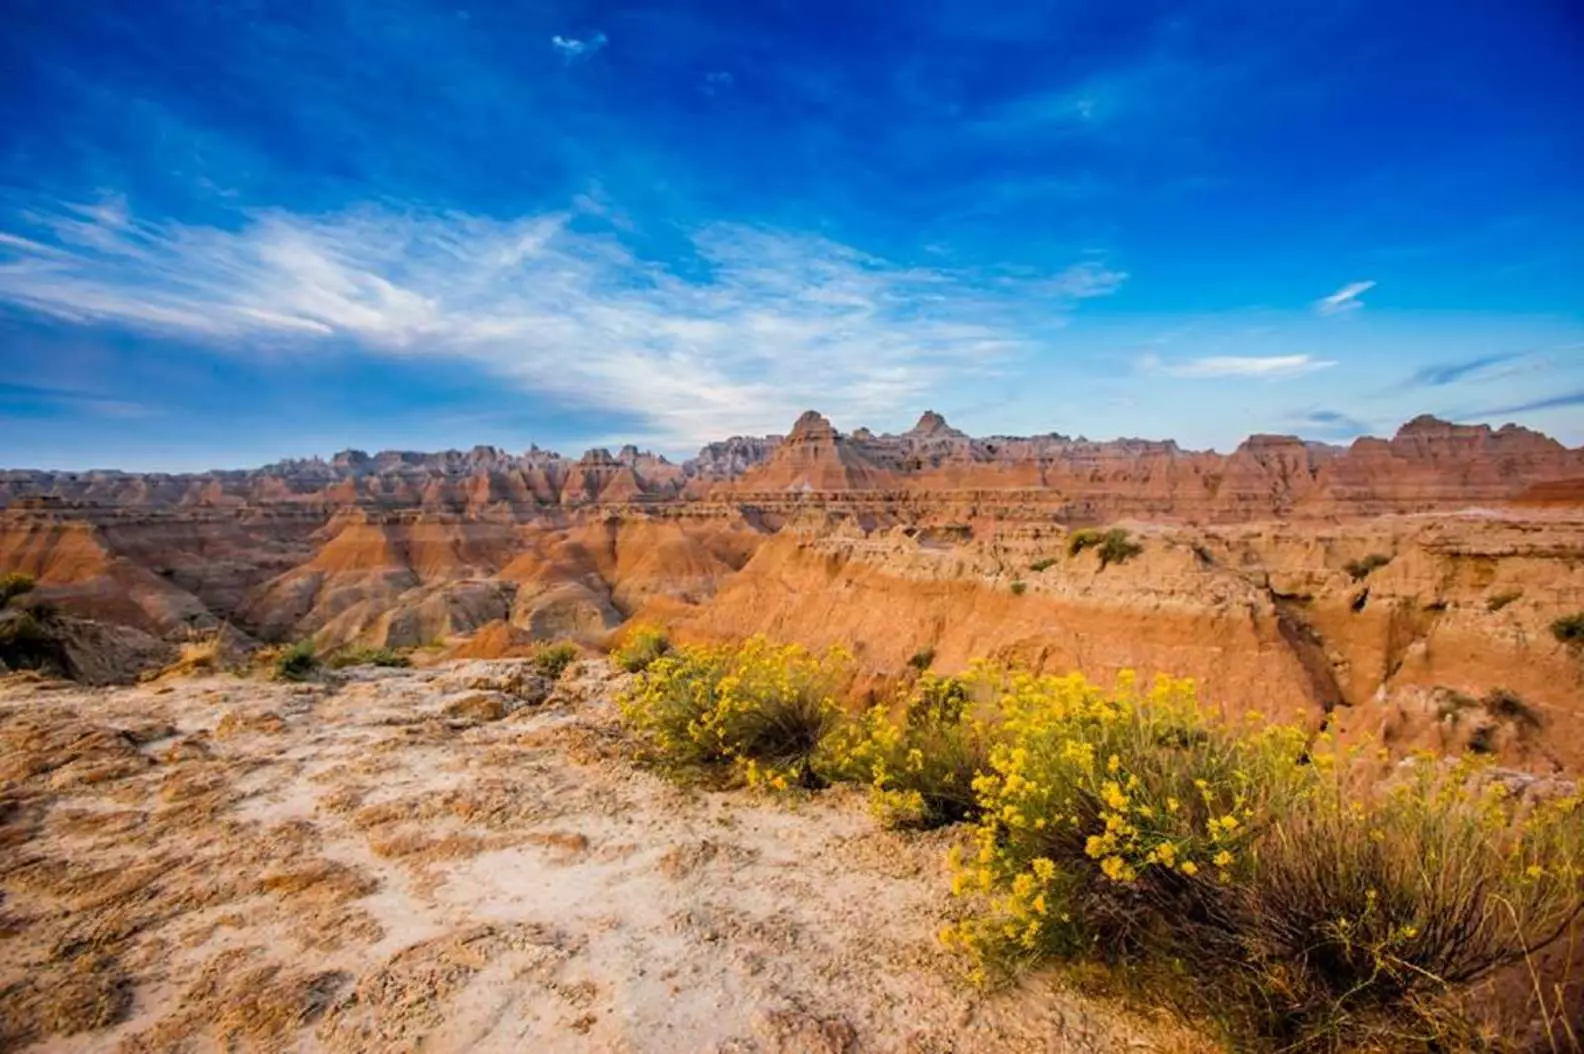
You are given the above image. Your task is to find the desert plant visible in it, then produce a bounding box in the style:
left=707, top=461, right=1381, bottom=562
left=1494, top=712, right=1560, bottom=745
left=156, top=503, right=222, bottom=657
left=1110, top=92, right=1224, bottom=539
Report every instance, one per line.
left=0, top=572, right=36, bottom=607
left=827, top=674, right=992, bottom=829
left=619, top=636, right=849, bottom=789
left=533, top=641, right=579, bottom=679
left=1009, top=580, right=1027, bottom=596
left=939, top=670, right=1584, bottom=1048
left=1067, top=528, right=1105, bottom=557
left=1482, top=687, right=1540, bottom=727
left=326, top=645, right=410, bottom=669
left=0, top=609, right=59, bottom=672
left=1552, top=613, right=1584, bottom=647
left=1068, top=528, right=1143, bottom=568
left=613, top=623, right=671, bottom=673
left=1029, top=557, right=1057, bottom=573
left=1344, top=552, right=1392, bottom=581
left=273, top=640, right=319, bottom=681
left=907, top=646, right=936, bottom=671
left=1485, top=589, right=1523, bottom=613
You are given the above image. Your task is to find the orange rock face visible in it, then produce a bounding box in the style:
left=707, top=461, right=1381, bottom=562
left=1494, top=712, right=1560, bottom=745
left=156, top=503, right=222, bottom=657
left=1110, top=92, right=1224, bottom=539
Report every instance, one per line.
left=3, top=410, right=1582, bottom=770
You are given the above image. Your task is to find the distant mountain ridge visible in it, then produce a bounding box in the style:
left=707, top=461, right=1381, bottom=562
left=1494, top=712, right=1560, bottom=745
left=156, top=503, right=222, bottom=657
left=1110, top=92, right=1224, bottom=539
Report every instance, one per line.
left=1, top=411, right=1580, bottom=519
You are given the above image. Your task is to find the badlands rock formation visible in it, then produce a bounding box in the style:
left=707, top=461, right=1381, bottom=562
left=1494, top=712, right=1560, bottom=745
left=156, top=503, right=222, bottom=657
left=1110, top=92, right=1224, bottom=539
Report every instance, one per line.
left=3, top=410, right=1582, bottom=766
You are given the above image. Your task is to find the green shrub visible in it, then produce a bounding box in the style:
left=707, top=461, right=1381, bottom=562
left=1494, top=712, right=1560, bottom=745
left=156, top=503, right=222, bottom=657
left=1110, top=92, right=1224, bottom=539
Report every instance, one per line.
left=1485, top=588, right=1523, bottom=613
left=827, top=674, right=992, bottom=829
left=1068, top=528, right=1143, bottom=568
left=326, top=645, right=410, bottom=669
left=940, top=669, right=1584, bottom=1049
left=1067, top=528, right=1105, bottom=557
left=0, top=609, right=64, bottom=673
left=273, top=640, right=319, bottom=681
left=1029, top=557, right=1057, bottom=572
left=618, top=636, right=848, bottom=789
left=1009, top=580, right=1027, bottom=596
left=0, top=572, right=36, bottom=607
left=613, top=623, right=671, bottom=673
left=533, top=641, right=579, bottom=679
left=1343, top=553, right=1392, bottom=581
left=1482, top=687, right=1540, bottom=727
left=1552, top=613, right=1584, bottom=646
left=907, top=646, right=936, bottom=671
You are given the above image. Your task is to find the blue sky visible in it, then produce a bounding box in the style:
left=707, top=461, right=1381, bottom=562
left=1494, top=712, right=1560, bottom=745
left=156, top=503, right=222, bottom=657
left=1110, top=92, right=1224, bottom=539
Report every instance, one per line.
left=1, top=0, right=1580, bottom=470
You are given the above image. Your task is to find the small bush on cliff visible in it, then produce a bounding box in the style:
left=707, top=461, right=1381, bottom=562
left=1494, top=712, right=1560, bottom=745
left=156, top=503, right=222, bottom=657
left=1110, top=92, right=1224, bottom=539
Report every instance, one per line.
left=0, top=572, right=36, bottom=607
left=1552, top=613, right=1584, bottom=647
left=1485, top=588, right=1523, bottom=613
left=273, top=640, right=319, bottom=681
left=1067, top=528, right=1143, bottom=568
left=1009, top=580, right=1027, bottom=596
left=939, top=669, right=1584, bottom=1049
left=1029, top=557, right=1057, bottom=573
left=613, top=624, right=671, bottom=673
left=907, top=647, right=936, bottom=671
left=1344, top=552, right=1392, bottom=581
left=326, top=645, right=410, bottom=669
left=533, top=641, right=579, bottom=679
left=827, top=674, right=992, bottom=829
left=619, top=636, right=849, bottom=789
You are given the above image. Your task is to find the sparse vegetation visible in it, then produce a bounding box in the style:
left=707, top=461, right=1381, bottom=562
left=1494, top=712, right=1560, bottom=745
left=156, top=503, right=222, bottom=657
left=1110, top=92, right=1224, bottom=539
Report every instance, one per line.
left=1482, top=687, right=1540, bottom=727
left=1486, top=588, right=1523, bottom=613
left=326, top=645, right=411, bottom=669
left=619, top=636, right=848, bottom=789
left=273, top=640, right=319, bottom=681
left=907, top=646, right=936, bottom=671
left=1552, top=612, right=1584, bottom=647
left=1068, top=527, right=1143, bottom=568
left=533, top=641, right=579, bottom=679
left=1343, top=552, right=1392, bottom=581
left=613, top=623, right=671, bottom=673
left=1029, top=557, right=1057, bottom=572
left=625, top=639, right=1584, bottom=1050
left=1009, top=580, right=1027, bottom=596
left=0, top=572, right=36, bottom=607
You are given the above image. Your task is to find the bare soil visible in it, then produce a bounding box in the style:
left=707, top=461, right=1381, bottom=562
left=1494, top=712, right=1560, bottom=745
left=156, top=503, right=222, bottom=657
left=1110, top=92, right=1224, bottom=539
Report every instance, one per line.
left=0, top=660, right=1208, bottom=1053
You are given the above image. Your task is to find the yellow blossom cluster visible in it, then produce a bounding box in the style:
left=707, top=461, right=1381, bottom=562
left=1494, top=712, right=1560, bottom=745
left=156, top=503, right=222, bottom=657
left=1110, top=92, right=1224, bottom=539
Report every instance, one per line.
left=618, top=635, right=850, bottom=789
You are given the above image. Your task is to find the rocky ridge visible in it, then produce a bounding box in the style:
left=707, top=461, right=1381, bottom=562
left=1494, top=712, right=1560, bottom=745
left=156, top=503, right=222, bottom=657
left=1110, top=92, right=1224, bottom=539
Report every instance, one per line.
left=2, top=410, right=1582, bottom=775
left=4, top=411, right=1579, bottom=518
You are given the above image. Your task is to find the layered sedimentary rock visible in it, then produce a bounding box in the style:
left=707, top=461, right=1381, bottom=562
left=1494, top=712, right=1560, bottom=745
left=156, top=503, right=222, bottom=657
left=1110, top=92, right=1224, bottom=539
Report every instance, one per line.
left=2, top=409, right=1582, bottom=769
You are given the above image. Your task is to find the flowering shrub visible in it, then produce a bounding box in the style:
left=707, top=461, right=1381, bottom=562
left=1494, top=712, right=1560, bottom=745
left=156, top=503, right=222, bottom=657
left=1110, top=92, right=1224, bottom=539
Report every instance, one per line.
left=618, top=636, right=849, bottom=789
left=941, top=670, right=1310, bottom=970
left=613, top=623, right=672, bottom=672
left=826, top=674, right=992, bottom=829
left=938, top=668, right=1584, bottom=1048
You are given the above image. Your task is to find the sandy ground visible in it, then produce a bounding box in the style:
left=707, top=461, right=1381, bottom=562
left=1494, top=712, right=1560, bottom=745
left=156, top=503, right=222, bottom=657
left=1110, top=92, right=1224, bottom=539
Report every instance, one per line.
left=0, top=659, right=1209, bottom=1053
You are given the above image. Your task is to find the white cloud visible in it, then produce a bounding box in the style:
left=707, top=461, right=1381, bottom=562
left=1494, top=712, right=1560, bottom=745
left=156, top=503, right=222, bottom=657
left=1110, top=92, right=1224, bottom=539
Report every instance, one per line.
left=1138, top=353, right=1337, bottom=379
left=0, top=200, right=1125, bottom=448
left=702, top=70, right=734, bottom=96
left=1314, top=280, right=1375, bottom=316
left=551, top=32, right=607, bottom=62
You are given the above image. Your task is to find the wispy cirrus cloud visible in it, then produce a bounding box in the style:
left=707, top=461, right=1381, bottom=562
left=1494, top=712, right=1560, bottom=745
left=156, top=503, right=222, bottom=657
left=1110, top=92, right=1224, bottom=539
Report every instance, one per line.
left=1138, top=353, right=1337, bottom=379
left=1314, top=280, right=1375, bottom=316
left=1290, top=408, right=1371, bottom=440
left=0, top=199, right=1123, bottom=448
left=1400, top=351, right=1520, bottom=388
left=551, top=32, right=607, bottom=63
left=1476, top=391, right=1584, bottom=416
left=0, top=381, right=151, bottom=420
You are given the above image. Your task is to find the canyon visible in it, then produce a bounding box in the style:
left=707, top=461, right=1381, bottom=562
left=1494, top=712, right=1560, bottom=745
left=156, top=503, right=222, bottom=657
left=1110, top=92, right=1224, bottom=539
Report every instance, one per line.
left=3, top=409, right=1583, bottom=769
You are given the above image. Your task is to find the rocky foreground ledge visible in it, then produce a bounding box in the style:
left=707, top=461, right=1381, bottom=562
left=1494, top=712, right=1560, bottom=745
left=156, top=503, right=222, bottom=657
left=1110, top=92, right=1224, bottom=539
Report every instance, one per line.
left=0, top=660, right=1208, bottom=1054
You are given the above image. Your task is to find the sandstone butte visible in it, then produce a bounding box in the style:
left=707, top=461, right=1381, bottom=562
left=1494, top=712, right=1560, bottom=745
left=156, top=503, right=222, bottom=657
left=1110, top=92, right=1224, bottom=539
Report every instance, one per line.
left=3, top=408, right=1583, bottom=769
